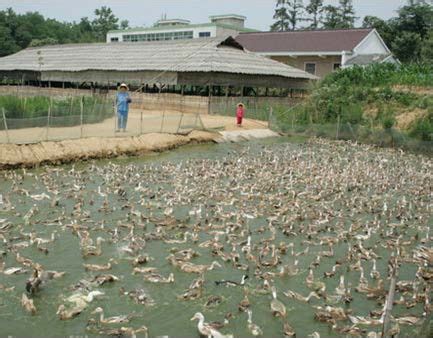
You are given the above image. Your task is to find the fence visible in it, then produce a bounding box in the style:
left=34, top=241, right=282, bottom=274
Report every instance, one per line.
left=268, top=105, right=433, bottom=155
left=0, top=93, right=205, bottom=144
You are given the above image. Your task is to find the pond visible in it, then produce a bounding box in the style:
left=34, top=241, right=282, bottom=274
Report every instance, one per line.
left=0, top=137, right=431, bottom=337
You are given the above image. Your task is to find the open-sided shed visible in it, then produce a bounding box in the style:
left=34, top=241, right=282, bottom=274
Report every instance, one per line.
left=0, top=36, right=316, bottom=89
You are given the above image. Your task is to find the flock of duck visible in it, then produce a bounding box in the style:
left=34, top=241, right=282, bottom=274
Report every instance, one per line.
left=0, top=138, right=431, bottom=337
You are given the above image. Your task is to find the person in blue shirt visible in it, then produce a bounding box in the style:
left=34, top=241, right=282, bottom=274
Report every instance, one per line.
left=116, top=83, right=131, bottom=132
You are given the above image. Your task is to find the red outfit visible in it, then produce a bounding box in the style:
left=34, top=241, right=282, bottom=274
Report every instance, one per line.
left=236, top=106, right=245, bottom=125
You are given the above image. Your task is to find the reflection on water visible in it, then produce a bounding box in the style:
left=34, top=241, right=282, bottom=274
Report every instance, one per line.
left=0, top=137, right=431, bottom=337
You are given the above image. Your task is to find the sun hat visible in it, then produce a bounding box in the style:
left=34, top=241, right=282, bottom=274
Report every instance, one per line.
left=237, top=103, right=245, bottom=107
left=119, top=83, right=128, bottom=90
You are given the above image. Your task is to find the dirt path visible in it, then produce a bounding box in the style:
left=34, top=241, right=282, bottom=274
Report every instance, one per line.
left=0, top=109, right=267, bottom=144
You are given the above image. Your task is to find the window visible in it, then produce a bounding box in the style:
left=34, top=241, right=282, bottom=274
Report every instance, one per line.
left=122, top=31, right=193, bottom=43
left=110, top=37, right=119, bottom=42
left=199, top=32, right=211, bottom=38
left=333, top=63, right=341, bottom=71
left=305, top=63, right=316, bottom=75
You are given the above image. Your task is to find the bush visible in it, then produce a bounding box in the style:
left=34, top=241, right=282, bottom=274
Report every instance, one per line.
left=409, top=111, right=433, bottom=141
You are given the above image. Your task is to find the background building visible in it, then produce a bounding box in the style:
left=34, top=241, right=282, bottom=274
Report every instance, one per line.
left=107, top=14, right=256, bottom=43
left=236, top=28, right=399, bottom=78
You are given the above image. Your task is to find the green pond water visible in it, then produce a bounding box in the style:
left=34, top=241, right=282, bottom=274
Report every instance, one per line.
left=0, top=137, right=431, bottom=337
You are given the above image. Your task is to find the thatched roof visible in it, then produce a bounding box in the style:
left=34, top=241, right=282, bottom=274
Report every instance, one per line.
left=0, top=36, right=317, bottom=80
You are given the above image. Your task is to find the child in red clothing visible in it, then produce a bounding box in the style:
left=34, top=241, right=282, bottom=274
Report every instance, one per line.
left=236, top=103, right=245, bottom=127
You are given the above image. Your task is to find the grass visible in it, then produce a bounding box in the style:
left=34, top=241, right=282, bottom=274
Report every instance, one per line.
left=0, top=95, right=113, bottom=129
left=269, top=63, right=433, bottom=150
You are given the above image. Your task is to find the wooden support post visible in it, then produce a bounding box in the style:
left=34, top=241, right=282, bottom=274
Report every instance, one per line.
left=208, top=84, right=212, bottom=115
left=382, top=258, right=399, bottom=338
left=140, top=110, right=143, bottom=134
left=177, top=113, right=184, bottom=134
left=240, top=86, right=244, bottom=102
left=2, top=108, right=10, bottom=143
left=46, top=105, right=51, bottom=141
left=160, top=110, right=165, bottom=133
left=80, top=96, right=84, bottom=138
left=225, top=86, right=229, bottom=115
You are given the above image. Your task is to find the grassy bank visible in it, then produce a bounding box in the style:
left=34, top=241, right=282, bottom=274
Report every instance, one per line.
left=270, top=63, right=433, bottom=152
left=0, top=95, right=113, bottom=129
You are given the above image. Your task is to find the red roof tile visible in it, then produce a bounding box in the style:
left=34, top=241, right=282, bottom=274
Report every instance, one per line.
left=236, top=29, right=373, bottom=53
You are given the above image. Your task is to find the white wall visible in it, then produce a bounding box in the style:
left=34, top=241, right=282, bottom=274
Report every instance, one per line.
left=107, top=25, right=221, bottom=43
left=354, top=31, right=389, bottom=55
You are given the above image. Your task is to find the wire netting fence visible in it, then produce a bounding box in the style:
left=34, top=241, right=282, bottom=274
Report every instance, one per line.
left=268, top=105, right=433, bottom=155
left=0, top=94, right=205, bottom=144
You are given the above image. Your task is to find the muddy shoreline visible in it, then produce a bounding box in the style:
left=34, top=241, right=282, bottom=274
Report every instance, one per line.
left=0, top=130, right=218, bottom=169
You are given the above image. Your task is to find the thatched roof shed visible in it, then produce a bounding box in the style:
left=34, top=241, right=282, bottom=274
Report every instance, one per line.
left=0, top=36, right=316, bottom=89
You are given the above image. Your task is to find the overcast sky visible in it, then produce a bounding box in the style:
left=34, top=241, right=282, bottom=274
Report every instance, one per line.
left=1, top=0, right=409, bottom=30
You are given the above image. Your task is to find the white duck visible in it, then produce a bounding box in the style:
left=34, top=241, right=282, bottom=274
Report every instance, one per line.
left=247, top=309, right=263, bottom=336
left=190, top=312, right=233, bottom=338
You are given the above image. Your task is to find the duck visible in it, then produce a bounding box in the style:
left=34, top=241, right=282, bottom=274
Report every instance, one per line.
left=90, top=274, right=119, bottom=286
left=190, top=312, right=233, bottom=338
left=215, top=275, right=248, bottom=287
left=370, top=259, right=380, bottom=279
left=270, top=286, right=286, bottom=317
left=180, top=261, right=222, bottom=274
left=143, top=272, right=174, bottom=283
left=204, top=295, right=224, bottom=309
left=91, top=307, right=132, bottom=324
left=238, top=287, right=251, bottom=312
left=21, top=293, right=37, bottom=315
left=284, top=290, right=320, bottom=303
left=83, top=258, right=116, bottom=272
left=82, top=237, right=105, bottom=257
left=283, top=321, right=296, bottom=337
left=335, top=275, right=346, bottom=296
left=57, top=303, right=84, bottom=320
left=247, top=309, right=263, bottom=336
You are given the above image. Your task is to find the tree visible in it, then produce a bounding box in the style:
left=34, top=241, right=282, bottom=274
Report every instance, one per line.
left=120, top=20, right=129, bottom=30
left=362, top=16, right=395, bottom=46
left=391, top=31, right=422, bottom=62
left=339, top=0, right=357, bottom=28
left=271, top=0, right=290, bottom=31
left=322, top=0, right=357, bottom=29
left=322, top=5, right=341, bottom=29
left=92, top=6, right=119, bottom=40
left=420, top=30, right=433, bottom=63
left=286, top=0, right=305, bottom=30
left=395, top=3, right=433, bottom=39
left=305, top=0, right=324, bottom=29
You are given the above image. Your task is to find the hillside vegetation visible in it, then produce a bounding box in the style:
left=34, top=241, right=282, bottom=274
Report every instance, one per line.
left=271, top=63, right=433, bottom=152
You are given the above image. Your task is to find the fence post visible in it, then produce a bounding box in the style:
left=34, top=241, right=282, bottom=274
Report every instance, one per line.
left=268, top=107, right=273, bottom=129
left=336, top=115, right=341, bottom=140
left=80, top=96, right=83, bottom=138
left=160, top=110, right=165, bottom=133
left=140, top=110, right=143, bottom=135
left=382, top=257, right=398, bottom=337
left=46, top=105, right=51, bottom=141
left=113, top=99, right=117, bottom=134
left=2, top=108, right=10, bottom=144
left=176, top=113, right=184, bottom=134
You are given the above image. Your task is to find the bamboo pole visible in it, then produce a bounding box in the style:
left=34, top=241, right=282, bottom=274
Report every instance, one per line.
left=336, top=115, right=341, bottom=140
left=46, top=105, right=51, bottom=141
left=382, top=258, right=399, bottom=338
left=2, top=108, right=10, bottom=144
left=80, top=96, right=84, bottom=138
left=160, top=110, right=165, bottom=133
left=268, top=107, right=273, bottom=129
left=176, top=113, right=184, bottom=134
left=140, top=110, right=143, bottom=135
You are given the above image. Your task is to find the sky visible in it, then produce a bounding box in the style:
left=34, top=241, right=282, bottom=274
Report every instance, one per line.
left=0, top=0, right=409, bottom=31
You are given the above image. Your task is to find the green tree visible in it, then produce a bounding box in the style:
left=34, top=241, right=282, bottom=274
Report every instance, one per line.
left=392, top=31, right=422, bottom=62
left=271, top=0, right=290, bottom=31
left=286, top=0, right=305, bottom=30
left=339, top=0, right=357, bottom=28
left=396, top=3, right=433, bottom=39
left=421, top=30, right=433, bottom=63
left=305, top=0, right=324, bottom=29
left=120, top=20, right=129, bottom=30
left=322, top=5, right=341, bottom=29
left=362, top=16, right=395, bottom=47
left=92, top=6, right=119, bottom=40
left=0, top=25, right=19, bottom=56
